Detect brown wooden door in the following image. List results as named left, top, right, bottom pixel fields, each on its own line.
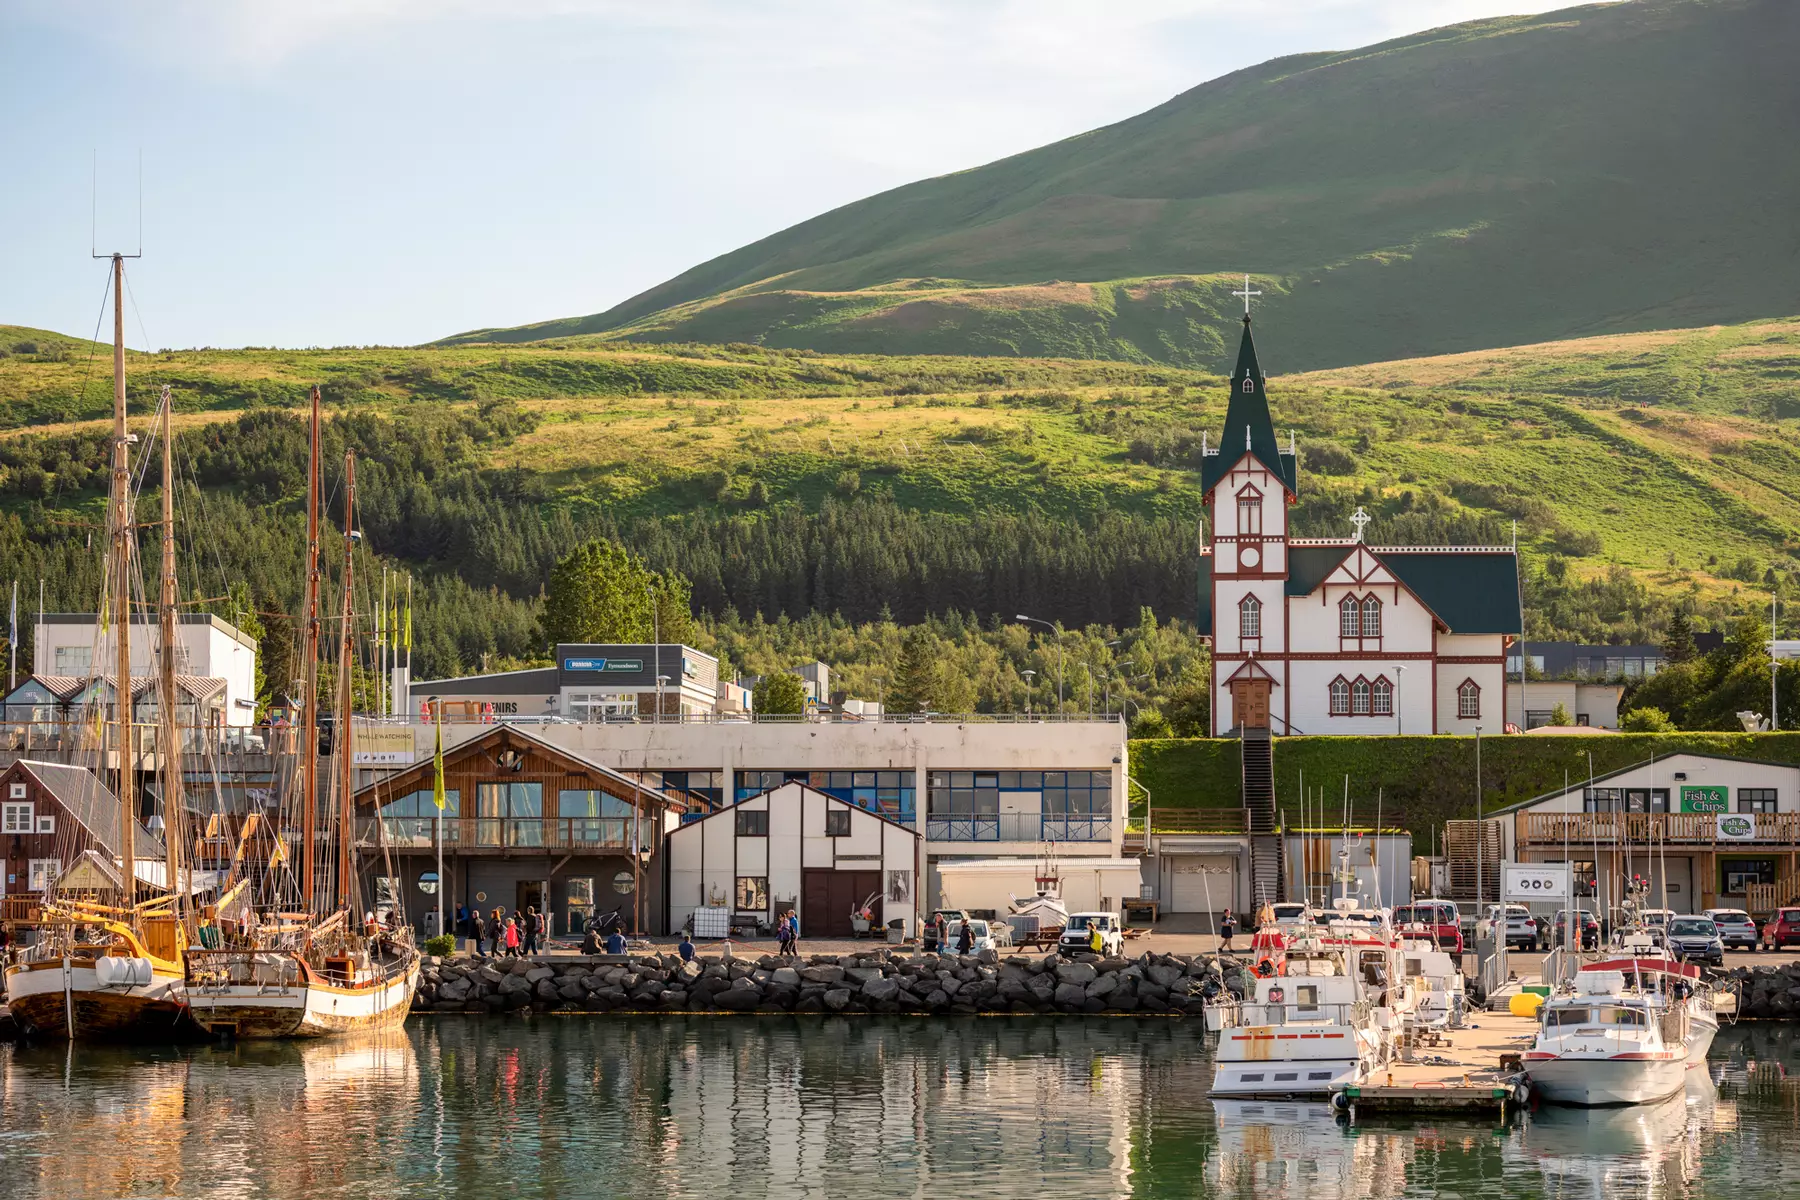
left=805, top=869, right=883, bottom=936
left=1232, top=679, right=1272, bottom=730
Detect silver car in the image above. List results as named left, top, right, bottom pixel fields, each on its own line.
left=1665, top=915, right=1725, bottom=966
left=1704, top=907, right=1759, bottom=951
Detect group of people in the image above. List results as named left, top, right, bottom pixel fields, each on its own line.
left=775, top=910, right=802, bottom=956
left=457, top=903, right=546, bottom=957
left=925, top=913, right=976, bottom=955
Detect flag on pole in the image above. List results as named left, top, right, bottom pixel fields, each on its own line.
left=432, top=704, right=446, bottom=810
left=403, top=592, right=412, bottom=654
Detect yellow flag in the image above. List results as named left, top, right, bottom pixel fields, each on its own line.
left=432, top=705, right=446, bottom=810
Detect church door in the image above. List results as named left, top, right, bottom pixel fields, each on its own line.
left=1232, top=679, right=1272, bottom=731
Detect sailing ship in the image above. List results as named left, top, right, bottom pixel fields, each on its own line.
left=4, top=256, right=197, bottom=1039
left=184, top=391, right=419, bottom=1037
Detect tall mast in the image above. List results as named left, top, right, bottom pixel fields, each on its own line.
left=300, top=386, right=322, bottom=911
left=157, top=384, right=186, bottom=919
left=335, top=452, right=357, bottom=914
left=110, top=253, right=136, bottom=906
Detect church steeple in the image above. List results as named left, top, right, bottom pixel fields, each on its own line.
left=1201, top=313, right=1297, bottom=496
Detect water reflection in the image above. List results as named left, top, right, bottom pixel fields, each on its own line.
left=1, top=1018, right=1799, bottom=1199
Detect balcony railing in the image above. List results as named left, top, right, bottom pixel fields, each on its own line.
left=1518, top=811, right=1800, bottom=846
left=925, top=814, right=1113, bottom=843
left=356, top=816, right=646, bottom=852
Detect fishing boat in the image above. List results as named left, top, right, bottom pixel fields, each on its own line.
left=184, top=399, right=419, bottom=1037
left=4, top=256, right=199, bottom=1040
left=1524, top=948, right=1717, bottom=1106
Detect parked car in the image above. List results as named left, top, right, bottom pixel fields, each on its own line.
left=1059, top=912, right=1124, bottom=956
left=923, top=909, right=971, bottom=951
left=1639, top=908, right=1675, bottom=928
left=1704, top=908, right=1760, bottom=951
left=1549, top=909, right=1601, bottom=950
left=1484, top=903, right=1540, bottom=951
left=944, top=919, right=997, bottom=955
left=1665, top=915, right=1725, bottom=966
left=1393, top=901, right=1463, bottom=953
left=1765, top=907, right=1800, bottom=951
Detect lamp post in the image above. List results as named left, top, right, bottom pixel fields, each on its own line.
left=1103, top=640, right=1122, bottom=714
left=1474, top=725, right=1484, bottom=918
left=646, top=582, right=662, bottom=722
left=1022, top=669, right=1036, bottom=717
left=1017, top=615, right=1064, bottom=715
left=656, top=675, right=670, bottom=724
left=1393, top=665, right=1407, bottom=736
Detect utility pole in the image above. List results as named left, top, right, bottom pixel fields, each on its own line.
left=1773, top=589, right=1780, bottom=732
left=336, top=452, right=358, bottom=914
left=1394, top=664, right=1406, bottom=736
left=300, top=387, right=323, bottom=911
left=1474, top=725, right=1484, bottom=920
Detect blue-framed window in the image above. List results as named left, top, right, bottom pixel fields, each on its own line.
left=735, top=769, right=914, bottom=819
left=925, top=770, right=1113, bottom=842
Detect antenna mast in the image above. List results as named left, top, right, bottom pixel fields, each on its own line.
left=335, top=453, right=358, bottom=914
left=108, top=253, right=137, bottom=905
left=157, top=384, right=187, bottom=921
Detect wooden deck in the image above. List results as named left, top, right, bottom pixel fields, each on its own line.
left=1517, top=811, right=1800, bottom=846
left=1335, top=1012, right=1539, bottom=1120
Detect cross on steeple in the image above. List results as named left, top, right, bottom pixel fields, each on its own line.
left=1232, top=273, right=1262, bottom=322
left=1349, top=506, right=1372, bottom=543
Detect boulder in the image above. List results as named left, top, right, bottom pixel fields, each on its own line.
left=1055, top=962, right=1098, bottom=986
left=846, top=966, right=885, bottom=984
left=823, top=988, right=853, bottom=1011
left=526, top=966, right=555, bottom=983
left=534, top=979, right=561, bottom=1001
left=498, top=972, right=533, bottom=996
left=863, top=977, right=901, bottom=1003
left=477, top=965, right=505, bottom=984
left=1085, top=974, right=1118, bottom=999
left=508, top=959, right=535, bottom=976
left=926, top=988, right=950, bottom=1009
left=801, top=965, right=846, bottom=984
left=1147, top=964, right=1183, bottom=989
left=713, top=987, right=761, bottom=1012
left=771, top=967, right=802, bottom=987
left=1053, top=983, right=1088, bottom=1008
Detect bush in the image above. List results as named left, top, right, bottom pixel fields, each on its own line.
left=1130, top=708, right=1173, bottom=738
left=1619, top=706, right=1677, bottom=733
left=1304, top=443, right=1359, bottom=476
left=424, top=933, right=456, bottom=957
left=1551, top=526, right=1604, bottom=556
left=1549, top=702, right=1573, bottom=727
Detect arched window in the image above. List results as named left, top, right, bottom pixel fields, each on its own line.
left=1237, top=486, right=1263, bottom=536
left=1458, top=679, right=1481, bottom=719
left=1328, top=677, right=1350, bottom=716
left=1361, top=595, right=1382, bottom=638
left=1339, top=595, right=1361, bottom=638
left=1239, top=595, right=1261, bottom=639
left=1242, top=377, right=1255, bottom=393
left=1372, top=676, right=1393, bottom=716
left=1351, top=677, right=1372, bottom=716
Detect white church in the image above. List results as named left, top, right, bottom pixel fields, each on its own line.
left=1197, top=308, right=1521, bottom=737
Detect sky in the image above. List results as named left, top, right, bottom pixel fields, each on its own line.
left=0, top=1, right=1571, bottom=349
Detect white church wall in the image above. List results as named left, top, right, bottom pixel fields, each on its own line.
left=1213, top=579, right=1288, bottom=658
left=1435, top=636, right=1505, bottom=731
left=1287, top=658, right=1433, bottom=736
left=1287, top=584, right=1435, bottom=655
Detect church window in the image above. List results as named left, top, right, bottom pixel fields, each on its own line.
left=1339, top=596, right=1360, bottom=638
left=1351, top=678, right=1371, bottom=716
left=1361, top=596, right=1382, bottom=638
left=1458, top=679, right=1481, bottom=720
left=1237, top=487, right=1262, bottom=536
left=1328, top=677, right=1350, bottom=716
left=1238, top=595, right=1261, bottom=639
left=1372, top=677, right=1393, bottom=717
left=1242, top=377, right=1255, bottom=393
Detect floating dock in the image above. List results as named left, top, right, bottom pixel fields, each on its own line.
left=1331, top=1011, right=1538, bottom=1120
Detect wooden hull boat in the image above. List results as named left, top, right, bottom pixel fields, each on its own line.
left=186, top=942, right=419, bottom=1039
left=4, top=950, right=190, bottom=1041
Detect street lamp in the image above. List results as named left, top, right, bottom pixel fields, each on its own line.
left=1393, top=664, right=1407, bottom=736
left=1017, top=615, right=1064, bottom=715
left=656, top=674, right=670, bottom=724
left=1022, top=669, right=1036, bottom=717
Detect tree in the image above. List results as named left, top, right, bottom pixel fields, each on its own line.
left=887, top=626, right=974, bottom=714
left=647, top=569, right=694, bottom=646
left=1163, top=662, right=1211, bottom=738
left=1619, top=706, right=1676, bottom=733
left=1130, top=708, right=1173, bottom=738
left=542, top=539, right=696, bottom=649
left=1548, top=701, right=1573, bottom=727
left=753, top=671, right=807, bottom=715
left=1662, top=608, right=1695, bottom=664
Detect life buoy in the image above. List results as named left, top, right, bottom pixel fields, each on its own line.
left=1256, top=958, right=1277, bottom=977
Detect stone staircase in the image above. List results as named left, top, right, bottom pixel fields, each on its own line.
left=1241, top=728, right=1284, bottom=904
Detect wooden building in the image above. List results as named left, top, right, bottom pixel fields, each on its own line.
left=351, top=725, right=689, bottom=938
left=1, top=759, right=164, bottom=919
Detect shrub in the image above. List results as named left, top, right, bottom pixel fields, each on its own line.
left=424, top=933, right=456, bottom=957
left=1619, top=706, right=1676, bottom=733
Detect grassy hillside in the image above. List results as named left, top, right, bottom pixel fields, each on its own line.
left=3, top=313, right=1798, bottom=680
left=445, top=0, right=1800, bottom=372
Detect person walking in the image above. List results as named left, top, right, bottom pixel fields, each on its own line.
left=523, top=905, right=542, bottom=955
left=1220, top=907, right=1236, bottom=953
left=470, top=909, right=488, bottom=956
left=956, top=919, right=974, bottom=956
left=504, top=917, right=521, bottom=955
left=776, top=913, right=792, bottom=956
left=789, top=911, right=801, bottom=956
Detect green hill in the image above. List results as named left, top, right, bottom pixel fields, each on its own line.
left=443, top=0, right=1800, bottom=372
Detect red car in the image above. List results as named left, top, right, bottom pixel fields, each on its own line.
left=1765, top=908, right=1800, bottom=950
left=1394, top=901, right=1464, bottom=954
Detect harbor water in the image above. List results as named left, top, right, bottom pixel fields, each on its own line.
left=1, top=1018, right=1797, bottom=1199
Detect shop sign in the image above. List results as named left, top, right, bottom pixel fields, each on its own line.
left=1680, top=785, right=1729, bottom=813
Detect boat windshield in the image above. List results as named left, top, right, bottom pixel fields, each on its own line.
left=1546, top=1005, right=1649, bottom=1027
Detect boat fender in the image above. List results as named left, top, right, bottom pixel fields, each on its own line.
left=1329, top=1091, right=1352, bottom=1113
left=1513, top=1081, right=1531, bottom=1107
left=95, top=956, right=153, bottom=989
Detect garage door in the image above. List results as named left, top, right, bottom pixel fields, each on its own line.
left=1168, top=855, right=1237, bottom=913
left=803, top=869, right=883, bottom=937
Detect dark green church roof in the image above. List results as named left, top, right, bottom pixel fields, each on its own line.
left=1200, top=317, right=1297, bottom=498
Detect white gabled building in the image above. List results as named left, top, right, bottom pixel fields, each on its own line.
left=1195, top=314, right=1522, bottom=737
left=666, top=781, right=919, bottom=939
left=30, top=612, right=259, bottom=725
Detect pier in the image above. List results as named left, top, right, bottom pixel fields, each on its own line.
left=1333, top=1011, right=1538, bottom=1119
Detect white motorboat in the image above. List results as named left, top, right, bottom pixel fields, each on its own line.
left=1399, top=942, right=1467, bottom=1028
left=1210, top=938, right=1393, bottom=1097
left=1524, top=954, right=1716, bottom=1106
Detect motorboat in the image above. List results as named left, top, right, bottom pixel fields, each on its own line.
left=1524, top=951, right=1717, bottom=1106
left=1399, top=942, right=1467, bottom=1028
left=1210, top=935, right=1393, bottom=1097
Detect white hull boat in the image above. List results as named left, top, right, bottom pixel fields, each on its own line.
left=1525, top=956, right=1716, bottom=1107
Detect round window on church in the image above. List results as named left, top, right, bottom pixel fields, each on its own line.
left=1239, top=545, right=1261, bottom=571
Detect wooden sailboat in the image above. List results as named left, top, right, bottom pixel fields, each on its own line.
left=4, top=256, right=193, bottom=1039
left=184, top=420, right=420, bottom=1037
